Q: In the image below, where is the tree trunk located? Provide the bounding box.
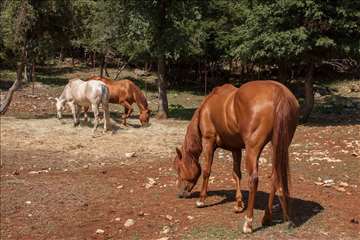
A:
[0,59,25,114]
[156,56,168,119]
[301,64,315,122]
[92,51,96,68]
[278,61,289,84]
[100,54,106,77]
[155,0,168,119]
[24,62,33,83]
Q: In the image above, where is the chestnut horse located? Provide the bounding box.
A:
[174,81,299,233]
[88,76,150,126]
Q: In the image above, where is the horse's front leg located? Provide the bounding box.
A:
[121,101,132,126]
[232,151,245,213]
[196,138,215,208]
[68,102,79,126]
[91,104,99,133]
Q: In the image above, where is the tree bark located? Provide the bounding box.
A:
[156,55,168,119]
[278,61,289,84]
[100,54,106,78]
[301,63,315,122]
[155,0,169,119]
[0,60,25,114]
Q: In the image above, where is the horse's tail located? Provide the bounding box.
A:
[272,87,299,221]
[100,84,110,104]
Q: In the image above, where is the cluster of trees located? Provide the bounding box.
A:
[1,0,359,120]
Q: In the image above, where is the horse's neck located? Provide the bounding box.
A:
[183,110,202,160]
[134,89,148,112]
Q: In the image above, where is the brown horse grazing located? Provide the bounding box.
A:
[88,76,150,126]
[174,80,299,233]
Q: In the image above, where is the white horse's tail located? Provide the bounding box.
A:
[100,84,111,131]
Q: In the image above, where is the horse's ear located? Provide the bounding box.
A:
[176,147,182,159]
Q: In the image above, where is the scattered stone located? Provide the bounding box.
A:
[165,215,173,221]
[12,170,20,175]
[323,179,335,187]
[339,181,349,187]
[115,217,121,222]
[187,216,194,220]
[314,181,323,186]
[96,229,104,234]
[124,219,135,227]
[145,177,157,189]
[28,170,48,174]
[138,211,145,217]
[160,226,170,234]
[117,185,124,189]
[350,218,359,224]
[333,186,346,192]
[259,157,267,165]
[25,201,31,205]
[125,152,136,158]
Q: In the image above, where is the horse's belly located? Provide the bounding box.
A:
[216,133,244,151]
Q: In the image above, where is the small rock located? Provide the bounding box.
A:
[187,216,194,220]
[145,177,157,189]
[115,217,121,221]
[350,218,359,224]
[12,170,20,175]
[124,219,135,227]
[161,226,170,234]
[165,215,173,221]
[333,186,346,192]
[339,181,349,187]
[138,211,145,217]
[96,229,104,234]
[25,201,31,205]
[314,181,323,186]
[125,152,136,158]
[116,185,124,189]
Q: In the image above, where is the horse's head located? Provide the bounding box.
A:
[55,97,66,119]
[174,147,201,198]
[139,109,150,126]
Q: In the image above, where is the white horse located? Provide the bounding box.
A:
[55,79,111,133]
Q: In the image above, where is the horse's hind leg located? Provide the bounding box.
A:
[196,138,215,208]
[102,103,111,132]
[232,151,244,213]
[262,172,277,226]
[91,104,99,133]
[243,145,262,233]
[83,106,89,125]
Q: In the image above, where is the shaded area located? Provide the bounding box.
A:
[189,189,323,229]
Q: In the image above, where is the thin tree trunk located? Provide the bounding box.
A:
[0,59,25,114]
[278,61,289,84]
[156,55,168,119]
[100,54,105,77]
[92,51,96,68]
[155,0,168,119]
[301,63,315,122]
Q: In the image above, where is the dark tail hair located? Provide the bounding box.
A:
[272,90,299,221]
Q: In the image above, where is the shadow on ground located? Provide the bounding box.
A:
[188,189,323,230]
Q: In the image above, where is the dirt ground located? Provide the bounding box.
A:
[1,79,360,240]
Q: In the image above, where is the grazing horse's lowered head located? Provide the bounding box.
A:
[174,147,201,198]
[139,109,151,126]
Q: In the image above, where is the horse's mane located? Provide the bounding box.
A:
[132,83,148,110]
[182,88,219,160]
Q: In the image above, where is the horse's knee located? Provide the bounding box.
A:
[248,172,259,189]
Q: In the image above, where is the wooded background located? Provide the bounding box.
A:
[0,0,359,120]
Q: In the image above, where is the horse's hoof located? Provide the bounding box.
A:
[286,220,295,229]
[234,205,244,213]
[196,200,205,208]
[242,216,253,234]
[261,215,272,226]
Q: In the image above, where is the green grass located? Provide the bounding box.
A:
[183,225,240,240]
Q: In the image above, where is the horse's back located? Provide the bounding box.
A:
[198,81,298,150]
